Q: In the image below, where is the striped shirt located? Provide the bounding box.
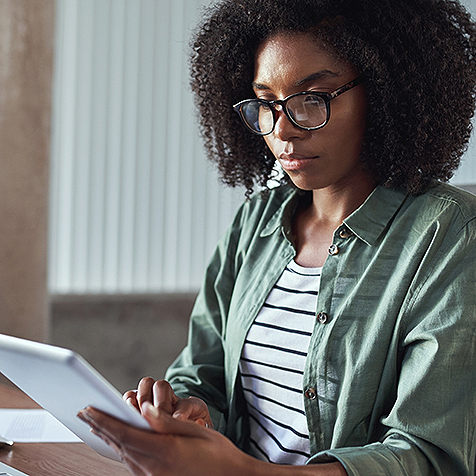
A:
[239,259,322,465]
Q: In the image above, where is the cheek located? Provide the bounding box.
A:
[263,136,278,157]
[326,103,367,152]
[344,94,367,140]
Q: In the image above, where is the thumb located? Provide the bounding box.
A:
[142,401,208,437]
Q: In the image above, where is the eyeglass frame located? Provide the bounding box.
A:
[232,75,364,136]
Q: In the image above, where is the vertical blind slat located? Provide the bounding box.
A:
[102,0,125,292]
[118,0,140,290]
[148,0,169,290]
[88,0,109,290]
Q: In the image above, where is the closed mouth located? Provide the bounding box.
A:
[279,154,319,161]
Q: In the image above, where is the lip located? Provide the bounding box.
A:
[278,153,319,171]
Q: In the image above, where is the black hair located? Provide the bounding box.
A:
[190,0,475,195]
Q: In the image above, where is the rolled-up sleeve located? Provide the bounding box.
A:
[165,199,251,431]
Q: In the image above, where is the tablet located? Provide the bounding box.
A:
[0,333,151,461]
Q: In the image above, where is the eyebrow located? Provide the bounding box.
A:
[252,70,340,90]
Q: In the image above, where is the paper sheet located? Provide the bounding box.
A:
[0,409,81,443]
[0,461,30,476]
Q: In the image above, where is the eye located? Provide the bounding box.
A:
[303,94,322,104]
[256,96,274,102]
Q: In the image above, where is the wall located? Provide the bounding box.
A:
[49,0,243,295]
[0,0,54,341]
[51,293,195,391]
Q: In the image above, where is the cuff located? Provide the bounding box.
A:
[307,437,431,476]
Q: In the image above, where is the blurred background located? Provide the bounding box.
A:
[0,0,475,391]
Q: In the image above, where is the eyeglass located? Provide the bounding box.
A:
[233,76,364,136]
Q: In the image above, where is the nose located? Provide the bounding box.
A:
[272,107,306,141]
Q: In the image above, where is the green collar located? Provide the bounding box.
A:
[259,184,408,247]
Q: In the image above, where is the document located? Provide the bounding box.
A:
[0,409,80,443]
[0,461,30,476]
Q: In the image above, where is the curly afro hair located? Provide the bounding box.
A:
[189,0,475,195]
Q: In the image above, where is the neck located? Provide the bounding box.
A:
[309,174,376,227]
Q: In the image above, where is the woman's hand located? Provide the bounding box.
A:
[123,378,213,428]
[77,403,262,476]
[78,403,347,476]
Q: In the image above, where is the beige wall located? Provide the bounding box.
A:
[0,0,54,341]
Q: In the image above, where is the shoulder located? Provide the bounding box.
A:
[211,184,297,277]
[233,184,297,233]
[420,182,476,222]
[243,183,296,213]
[217,184,299,263]
[406,182,476,234]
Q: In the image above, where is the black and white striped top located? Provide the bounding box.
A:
[239,259,322,465]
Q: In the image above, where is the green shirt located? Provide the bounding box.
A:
[166,182,476,476]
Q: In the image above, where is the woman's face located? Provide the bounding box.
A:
[253,32,371,191]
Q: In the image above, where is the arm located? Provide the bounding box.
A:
[163,208,242,430]
[78,404,348,476]
[309,219,476,475]
[118,226,243,430]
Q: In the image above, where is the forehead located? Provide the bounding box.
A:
[253,32,353,87]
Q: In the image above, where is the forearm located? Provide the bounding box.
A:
[244,459,347,476]
[274,462,347,476]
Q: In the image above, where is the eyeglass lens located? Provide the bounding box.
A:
[242,93,328,134]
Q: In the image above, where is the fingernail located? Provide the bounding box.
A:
[143,401,159,417]
[77,410,91,422]
[90,428,107,443]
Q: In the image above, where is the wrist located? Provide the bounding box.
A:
[237,456,270,476]
[238,458,347,476]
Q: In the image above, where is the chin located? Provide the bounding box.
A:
[286,172,333,191]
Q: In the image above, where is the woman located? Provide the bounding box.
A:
[78,0,476,474]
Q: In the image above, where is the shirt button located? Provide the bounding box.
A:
[339,228,352,239]
[304,388,317,400]
[317,312,329,324]
[328,244,339,255]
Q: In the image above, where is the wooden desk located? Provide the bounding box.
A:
[0,383,130,475]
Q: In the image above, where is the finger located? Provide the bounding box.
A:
[172,399,194,420]
[172,396,206,417]
[142,402,210,438]
[78,411,127,461]
[123,390,137,401]
[90,427,122,455]
[78,407,149,454]
[172,413,211,429]
[136,377,155,409]
[120,447,164,476]
[123,390,140,411]
[90,426,148,476]
[172,398,213,428]
[194,418,207,427]
[79,406,178,456]
[126,397,140,411]
[120,451,149,476]
[152,380,178,414]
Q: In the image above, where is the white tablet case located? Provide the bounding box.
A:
[0,334,150,461]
